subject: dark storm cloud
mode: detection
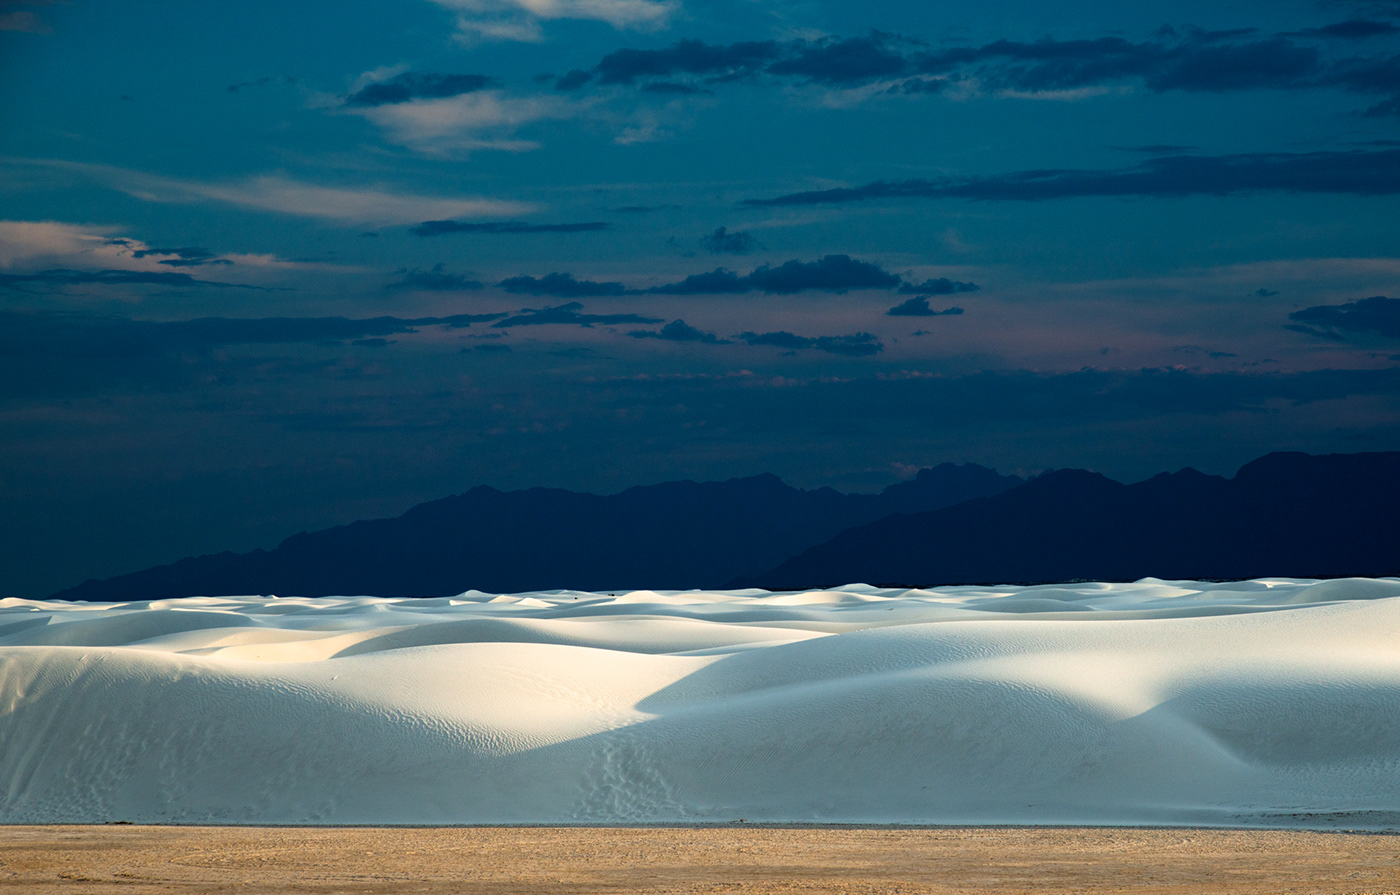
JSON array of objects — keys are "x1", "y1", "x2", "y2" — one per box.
[
  {"x1": 497, "y1": 272, "x2": 630, "y2": 297},
  {"x1": 736, "y1": 330, "x2": 885, "y2": 356},
  {"x1": 746, "y1": 148, "x2": 1400, "y2": 206},
  {"x1": 411, "y1": 220, "x2": 611, "y2": 236},
  {"x1": 627, "y1": 319, "x2": 729, "y2": 343},
  {"x1": 767, "y1": 35, "x2": 910, "y2": 85},
  {"x1": 595, "y1": 39, "x2": 783, "y2": 84},
  {"x1": 897, "y1": 278, "x2": 981, "y2": 295},
  {"x1": 490, "y1": 302, "x2": 663, "y2": 328},
  {"x1": 344, "y1": 72, "x2": 495, "y2": 107},
  {"x1": 1287, "y1": 295, "x2": 1400, "y2": 339},
  {"x1": 0, "y1": 268, "x2": 263, "y2": 289},
  {"x1": 646, "y1": 255, "x2": 902, "y2": 295},
  {"x1": 886, "y1": 297, "x2": 965, "y2": 317},
  {"x1": 384, "y1": 263, "x2": 483, "y2": 291},
  {"x1": 699, "y1": 226, "x2": 761, "y2": 255}
]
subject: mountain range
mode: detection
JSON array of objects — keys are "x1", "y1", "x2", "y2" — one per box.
[
  {"x1": 52, "y1": 451, "x2": 1400, "y2": 601},
  {"x1": 746, "y1": 451, "x2": 1400, "y2": 589},
  {"x1": 52, "y1": 462, "x2": 1021, "y2": 601}
]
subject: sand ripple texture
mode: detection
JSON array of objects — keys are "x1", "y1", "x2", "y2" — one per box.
[{"x1": 2, "y1": 578, "x2": 1400, "y2": 827}]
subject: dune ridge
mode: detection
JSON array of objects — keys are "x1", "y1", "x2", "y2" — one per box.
[{"x1": 3, "y1": 578, "x2": 1400, "y2": 827}]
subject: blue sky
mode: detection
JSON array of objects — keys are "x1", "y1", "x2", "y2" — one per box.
[{"x1": 3, "y1": 0, "x2": 1400, "y2": 595}]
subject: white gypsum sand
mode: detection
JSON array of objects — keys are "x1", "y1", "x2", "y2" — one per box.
[{"x1": 1, "y1": 578, "x2": 1398, "y2": 827}]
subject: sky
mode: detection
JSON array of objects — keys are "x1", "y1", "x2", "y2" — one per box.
[{"x1": 3, "y1": 0, "x2": 1400, "y2": 597}]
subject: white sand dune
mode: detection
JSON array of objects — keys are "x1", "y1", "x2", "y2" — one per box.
[{"x1": 3, "y1": 578, "x2": 1400, "y2": 827}]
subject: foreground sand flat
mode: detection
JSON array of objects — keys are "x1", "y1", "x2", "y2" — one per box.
[{"x1": 2, "y1": 826, "x2": 1399, "y2": 894}]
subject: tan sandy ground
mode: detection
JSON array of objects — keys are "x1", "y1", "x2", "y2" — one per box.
[{"x1": 2, "y1": 825, "x2": 1398, "y2": 894}]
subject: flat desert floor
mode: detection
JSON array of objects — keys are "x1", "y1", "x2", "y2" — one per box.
[{"x1": 2, "y1": 826, "x2": 1398, "y2": 894}]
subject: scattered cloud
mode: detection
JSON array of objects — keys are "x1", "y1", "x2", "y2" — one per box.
[
  {"x1": 0, "y1": 269, "x2": 265, "y2": 290},
  {"x1": 428, "y1": 0, "x2": 677, "y2": 44},
  {"x1": 886, "y1": 297, "x2": 965, "y2": 317},
  {"x1": 385, "y1": 263, "x2": 484, "y2": 291},
  {"x1": 648, "y1": 254, "x2": 902, "y2": 294},
  {"x1": 746, "y1": 148, "x2": 1400, "y2": 205},
  {"x1": 411, "y1": 219, "x2": 610, "y2": 236},
  {"x1": 574, "y1": 26, "x2": 1400, "y2": 110},
  {"x1": 554, "y1": 69, "x2": 593, "y2": 91},
  {"x1": 768, "y1": 35, "x2": 911, "y2": 86},
  {"x1": 1287, "y1": 295, "x2": 1400, "y2": 338},
  {"x1": 1283, "y1": 20, "x2": 1398, "y2": 39},
  {"x1": 491, "y1": 301, "x2": 663, "y2": 327},
  {"x1": 628, "y1": 319, "x2": 729, "y2": 343},
  {"x1": 345, "y1": 72, "x2": 496, "y2": 107},
  {"x1": 897, "y1": 277, "x2": 980, "y2": 295},
  {"x1": 699, "y1": 226, "x2": 761, "y2": 255},
  {"x1": 746, "y1": 255, "x2": 901, "y2": 294},
  {"x1": 497, "y1": 271, "x2": 629, "y2": 296},
  {"x1": 916, "y1": 33, "x2": 1322, "y2": 95},
  {"x1": 646, "y1": 268, "x2": 750, "y2": 294},
  {"x1": 736, "y1": 330, "x2": 884, "y2": 356},
  {"x1": 130, "y1": 247, "x2": 232, "y2": 268},
  {"x1": 595, "y1": 38, "x2": 782, "y2": 84}
]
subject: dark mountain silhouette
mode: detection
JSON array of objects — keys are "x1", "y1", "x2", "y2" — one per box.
[
  {"x1": 743, "y1": 451, "x2": 1400, "y2": 589},
  {"x1": 52, "y1": 463, "x2": 1022, "y2": 601}
]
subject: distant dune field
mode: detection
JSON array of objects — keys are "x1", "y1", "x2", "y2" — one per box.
[{"x1": 3, "y1": 579, "x2": 1400, "y2": 826}]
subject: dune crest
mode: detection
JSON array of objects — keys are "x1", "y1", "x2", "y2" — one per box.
[{"x1": 3, "y1": 579, "x2": 1400, "y2": 827}]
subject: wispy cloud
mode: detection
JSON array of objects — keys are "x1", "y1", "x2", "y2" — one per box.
[
  {"x1": 5, "y1": 158, "x2": 530, "y2": 225},
  {"x1": 0, "y1": 10, "x2": 49, "y2": 32},
  {"x1": 492, "y1": 301, "x2": 663, "y2": 327},
  {"x1": 412, "y1": 220, "x2": 609, "y2": 236},
  {"x1": 0, "y1": 220, "x2": 362, "y2": 295},
  {"x1": 342, "y1": 89, "x2": 580, "y2": 154},
  {"x1": 746, "y1": 148, "x2": 1400, "y2": 206},
  {"x1": 428, "y1": 0, "x2": 677, "y2": 44},
  {"x1": 736, "y1": 330, "x2": 885, "y2": 356}
]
